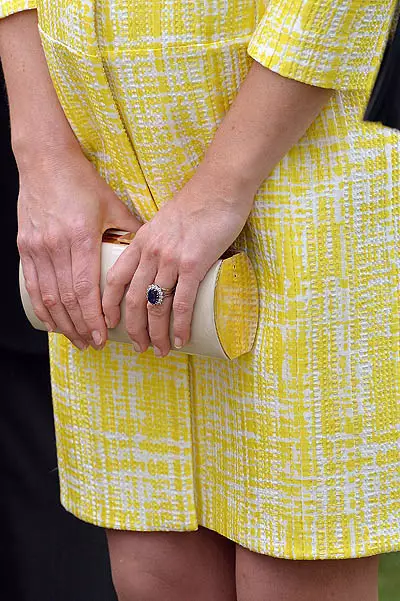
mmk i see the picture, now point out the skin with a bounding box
[1,10,330,356]
[0,9,381,601]
[0,10,142,351]
[101,60,333,357]
[106,527,379,601]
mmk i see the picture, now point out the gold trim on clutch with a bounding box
[102,229,136,245]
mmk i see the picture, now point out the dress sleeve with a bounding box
[248,0,397,91]
[0,0,36,19]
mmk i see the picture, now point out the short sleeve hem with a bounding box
[247,0,395,92]
[0,1,36,19]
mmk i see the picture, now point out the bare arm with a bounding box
[0,10,141,350]
[198,61,331,201]
[103,62,332,356]
[0,10,78,161]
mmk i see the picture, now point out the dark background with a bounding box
[0,65,117,601]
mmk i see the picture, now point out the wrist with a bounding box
[184,161,256,224]
[197,125,268,203]
[195,156,260,203]
[12,132,81,174]
[10,104,80,168]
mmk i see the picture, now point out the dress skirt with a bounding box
[1,0,399,559]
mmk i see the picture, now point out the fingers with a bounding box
[70,235,107,349]
[125,262,157,353]
[103,243,158,353]
[19,222,105,350]
[125,262,198,358]
[51,244,91,344]
[171,273,199,350]
[102,227,201,357]
[20,254,56,332]
[102,245,140,329]
[31,247,89,350]
[16,150,144,351]
[147,264,178,357]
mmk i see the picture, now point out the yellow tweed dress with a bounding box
[2,0,400,560]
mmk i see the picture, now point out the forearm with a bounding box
[198,61,332,200]
[0,10,79,165]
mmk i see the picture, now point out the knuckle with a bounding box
[29,235,45,256]
[147,303,167,317]
[149,329,167,345]
[126,326,140,341]
[160,248,178,267]
[17,234,29,253]
[64,330,78,343]
[43,232,61,253]
[73,279,93,299]
[126,294,141,312]
[71,219,90,239]
[33,307,49,323]
[42,293,58,309]
[101,299,114,315]
[173,299,191,315]
[81,308,102,322]
[145,243,161,261]
[76,325,90,339]
[151,337,166,350]
[60,292,78,310]
[70,227,95,251]
[24,278,36,297]
[179,256,197,275]
[106,268,120,288]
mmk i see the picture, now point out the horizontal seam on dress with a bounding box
[39,27,100,58]
[39,27,252,57]
[98,34,252,54]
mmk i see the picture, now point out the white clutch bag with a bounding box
[20,229,259,359]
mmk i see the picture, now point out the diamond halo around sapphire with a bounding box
[146,284,164,305]
[146,283,177,306]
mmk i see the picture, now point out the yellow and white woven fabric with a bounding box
[2,0,399,559]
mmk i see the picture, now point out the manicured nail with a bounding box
[74,340,88,351]
[105,317,112,329]
[153,346,162,357]
[132,342,141,353]
[174,337,183,349]
[92,330,102,346]
[44,322,53,332]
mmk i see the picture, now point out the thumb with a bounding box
[105,195,143,233]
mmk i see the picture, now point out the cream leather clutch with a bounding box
[20,229,259,359]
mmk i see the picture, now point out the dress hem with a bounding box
[61,499,400,561]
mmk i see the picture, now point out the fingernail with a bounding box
[44,322,53,332]
[174,337,183,349]
[105,317,112,329]
[153,346,162,357]
[74,340,88,351]
[92,331,102,346]
[132,342,141,353]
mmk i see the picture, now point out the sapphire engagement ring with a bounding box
[146,283,176,306]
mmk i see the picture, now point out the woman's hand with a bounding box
[0,8,143,352]
[102,169,255,357]
[102,62,331,359]
[17,147,142,350]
